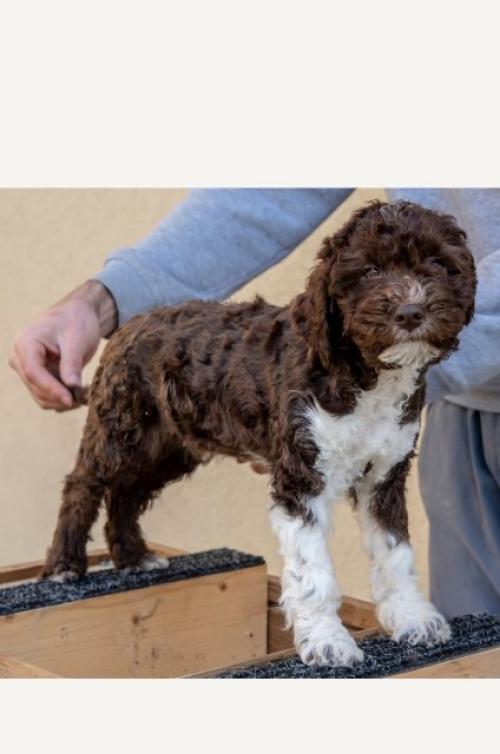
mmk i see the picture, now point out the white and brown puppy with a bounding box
[42,201,476,667]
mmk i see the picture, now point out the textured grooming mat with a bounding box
[0,548,264,616]
[216,614,500,678]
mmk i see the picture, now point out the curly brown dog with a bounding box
[43,200,476,667]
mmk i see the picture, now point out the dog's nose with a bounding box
[394,303,425,331]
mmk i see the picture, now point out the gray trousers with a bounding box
[419,400,500,617]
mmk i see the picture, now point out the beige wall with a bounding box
[0,189,430,599]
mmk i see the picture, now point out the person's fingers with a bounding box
[24,367,73,410]
[30,386,68,411]
[7,360,64,410]
[22,374,72,411]
[58,329,84,389]
[12,338,73,408]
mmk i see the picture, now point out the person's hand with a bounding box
[8,281,117,411]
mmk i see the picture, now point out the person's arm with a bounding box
[9,188,353,410]
[425,250,500,403]
[93,188,353,325]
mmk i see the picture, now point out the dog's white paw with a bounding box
[140,554,170,571]
[121,553,170,574]
[378,594,451,646]
[298,625,364,667]
[46,569,81,583]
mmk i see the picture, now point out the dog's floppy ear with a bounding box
[331,200,385,248]
[464,293,475,327]
[290,237,344,370]
[436,211,477,328]
[457,247,477,327]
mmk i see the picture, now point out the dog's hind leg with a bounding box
[41,464,105,581]
[103,446,200,571]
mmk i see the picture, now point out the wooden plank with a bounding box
[0,564,267,678]
[0,655,60,678]
[0,550,110,585]
[267,575,282,606]
[339,596,378,631]
[190,627,378,677]
[267,605,293,653]
[0,543,186,586]
[394,646,500,679]
[190,646,299,677]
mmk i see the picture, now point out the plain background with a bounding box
[0,186,431,599]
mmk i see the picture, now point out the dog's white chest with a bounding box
[305,366,420,499]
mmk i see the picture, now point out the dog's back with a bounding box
[86,296,290,465]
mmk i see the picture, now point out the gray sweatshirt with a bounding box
[94,189,500,413]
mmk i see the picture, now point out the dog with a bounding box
[42,200,476,667]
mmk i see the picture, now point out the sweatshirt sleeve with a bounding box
[93,188,353,325]
[425,249,500,404]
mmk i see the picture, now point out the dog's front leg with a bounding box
[270,496,364,667]
[355,460,451,646]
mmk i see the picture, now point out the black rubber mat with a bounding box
[0,548,265,616]
[216,614,500,678]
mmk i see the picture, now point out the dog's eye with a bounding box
[364,265,380,278]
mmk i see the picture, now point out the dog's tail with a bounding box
[69,385,90,406]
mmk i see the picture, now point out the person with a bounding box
[8,189,500,616]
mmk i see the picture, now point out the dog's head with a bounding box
[292,200,476,370]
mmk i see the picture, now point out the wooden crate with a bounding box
[11,552,490,680]
[192,580,500,678]
[0,542,267,678]
[191,630,500,679]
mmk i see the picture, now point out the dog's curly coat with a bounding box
[43,200,476,667]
